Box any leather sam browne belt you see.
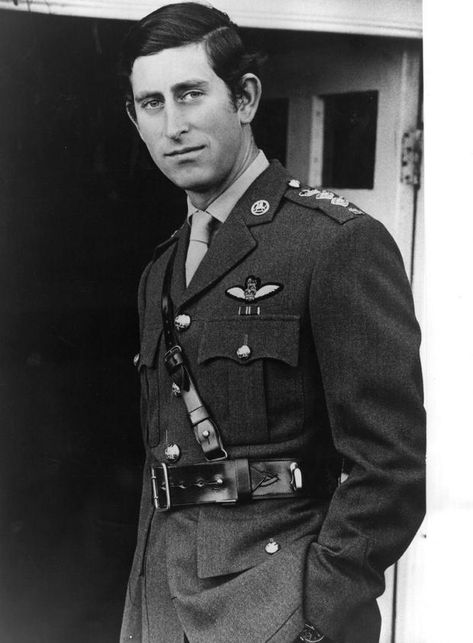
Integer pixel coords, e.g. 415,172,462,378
151,458,312,511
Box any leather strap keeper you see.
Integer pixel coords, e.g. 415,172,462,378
150,458,321,511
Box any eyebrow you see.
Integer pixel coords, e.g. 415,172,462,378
134,79,210,103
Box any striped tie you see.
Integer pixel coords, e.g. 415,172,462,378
185,210,215,286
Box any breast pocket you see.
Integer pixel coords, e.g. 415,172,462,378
137,323,162,447
197,315,303,445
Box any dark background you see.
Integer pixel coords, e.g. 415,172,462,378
0,10,287,642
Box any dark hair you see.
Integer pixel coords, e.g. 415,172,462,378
119,2,264,106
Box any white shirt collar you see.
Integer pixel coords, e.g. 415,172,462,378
186,150,269,224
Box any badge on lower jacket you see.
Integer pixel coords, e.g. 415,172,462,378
225,276,283,303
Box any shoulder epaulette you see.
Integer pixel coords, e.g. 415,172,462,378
284,179,366,225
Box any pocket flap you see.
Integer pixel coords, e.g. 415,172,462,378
198,316,300,367
197,503,276,578
197,498,320,579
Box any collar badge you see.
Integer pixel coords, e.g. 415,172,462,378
288,179,301,188
251,200,270,216
226,276,283,302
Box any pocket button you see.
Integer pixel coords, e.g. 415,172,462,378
174,314,191,331
236,344,252,360
264,538,280,554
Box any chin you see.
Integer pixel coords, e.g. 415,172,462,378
167,167,222,194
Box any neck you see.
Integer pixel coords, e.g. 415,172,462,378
187,135,259,211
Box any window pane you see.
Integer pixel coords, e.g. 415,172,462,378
253,98,289,165
322,91,378,189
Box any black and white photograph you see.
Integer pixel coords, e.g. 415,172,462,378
0,1,470,642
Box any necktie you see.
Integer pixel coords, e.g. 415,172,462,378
185,210,215,286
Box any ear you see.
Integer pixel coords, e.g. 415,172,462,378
126,99,143,138
236,73,262,125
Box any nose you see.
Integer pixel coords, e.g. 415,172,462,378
163,104,188,140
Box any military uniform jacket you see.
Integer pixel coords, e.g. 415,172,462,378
121,160,425,643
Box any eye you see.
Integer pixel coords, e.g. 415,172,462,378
181,90,204,102
142,98,163,111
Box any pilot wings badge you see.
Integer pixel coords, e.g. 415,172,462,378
225,276,283,302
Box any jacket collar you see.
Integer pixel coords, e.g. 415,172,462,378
233,159,290,228
186,150,270,225
174,159,290,310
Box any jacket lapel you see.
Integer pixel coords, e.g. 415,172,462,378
176,160,291,310
143,224,187,341
178,215,256,309
171,222,190,305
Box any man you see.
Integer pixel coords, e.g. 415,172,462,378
119,3,425,642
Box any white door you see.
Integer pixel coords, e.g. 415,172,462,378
262,32,423,642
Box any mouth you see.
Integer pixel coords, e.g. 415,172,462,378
165,145,205,158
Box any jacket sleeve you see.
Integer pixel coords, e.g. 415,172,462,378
305,215,425,641
127,261,155,593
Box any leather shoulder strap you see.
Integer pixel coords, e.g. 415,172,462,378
160,247,227,462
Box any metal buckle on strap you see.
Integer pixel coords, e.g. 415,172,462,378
163,345,184,374
151,463,171,511
163,345,189,391
195,419,228,461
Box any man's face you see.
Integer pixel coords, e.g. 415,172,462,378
130,42,248,196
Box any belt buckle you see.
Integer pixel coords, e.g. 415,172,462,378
151,463,171,511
